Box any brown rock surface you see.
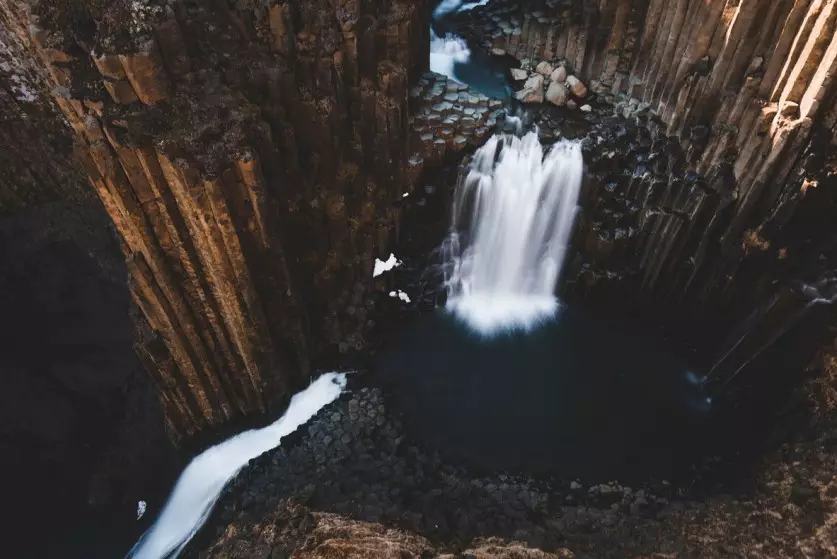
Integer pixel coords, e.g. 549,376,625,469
0,0,435,435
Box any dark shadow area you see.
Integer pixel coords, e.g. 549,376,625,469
0,215,178,558
377,305,712,484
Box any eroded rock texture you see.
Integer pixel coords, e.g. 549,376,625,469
451,0,837,312
3,0,837,436
0,0,436,437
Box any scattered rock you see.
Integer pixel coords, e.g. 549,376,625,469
535,61,554,76
566,75,587,98
580,104,592,112
510,68,528,81
545,82,568,107
514,74,544,104
566,99,577,110
550,66,567,83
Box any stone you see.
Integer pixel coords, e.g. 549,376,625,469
567,99,577,110
510,68,528,81
580,104,592,112
566,75,587,98
550,66,567,83
535,61,554,76
514,74,544,104
546,82,568,107
781,101,800,118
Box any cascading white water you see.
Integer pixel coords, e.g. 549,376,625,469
443,132,583,335
127,372,347,559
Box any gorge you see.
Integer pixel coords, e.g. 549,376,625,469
2,0,837,557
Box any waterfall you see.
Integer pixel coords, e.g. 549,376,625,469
127,372,347,559
443,132,583,335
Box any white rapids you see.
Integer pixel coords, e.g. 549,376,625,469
127,372,347,559
443,132,583,335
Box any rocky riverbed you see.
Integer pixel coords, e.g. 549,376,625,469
186,62,837,557
189,371,837,558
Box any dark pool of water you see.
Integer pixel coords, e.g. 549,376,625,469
377,304,714,483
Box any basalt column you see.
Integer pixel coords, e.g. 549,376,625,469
0,0,432,437
454,0,837,315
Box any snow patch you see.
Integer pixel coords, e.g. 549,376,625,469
136,500,147,520
388,290,412,303
373,253,401,278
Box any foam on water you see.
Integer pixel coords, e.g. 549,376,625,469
433,0,490,19
443,132,583,335
127,372,347,559
429,31,470,79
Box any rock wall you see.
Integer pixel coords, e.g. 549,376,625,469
456,0,837,312
0,0,434,437
5,0,837,435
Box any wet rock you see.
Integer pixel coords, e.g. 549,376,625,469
546,82,568,107
566,75,587,98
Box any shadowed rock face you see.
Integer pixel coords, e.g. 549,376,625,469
0,217,176,557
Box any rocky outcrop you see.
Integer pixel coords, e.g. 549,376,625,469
192,375,837,558
0,0,436,436
3,0,837,436
448,0,837,313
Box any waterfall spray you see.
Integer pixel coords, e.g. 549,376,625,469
443,132,583,335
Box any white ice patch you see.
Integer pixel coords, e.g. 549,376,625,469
136,500,147,520
127,372,347,559
373,253,401,278
388,290,412,303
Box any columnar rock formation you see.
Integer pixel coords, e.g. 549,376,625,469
453,0,837,311
3,0,837,437
1,0,433,437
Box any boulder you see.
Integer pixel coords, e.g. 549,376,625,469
514,74,544,104
550,66,567,83
566,75,587,98
545,81,568,107
510,68,528,81
535,61,554,76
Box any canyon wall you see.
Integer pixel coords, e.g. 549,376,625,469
466,0,837,314
0,0,434,437
3,0,836,436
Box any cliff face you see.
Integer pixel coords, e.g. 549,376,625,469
3,0,836,437
456,0,837,313
1,0,434,437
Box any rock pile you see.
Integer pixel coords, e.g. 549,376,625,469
508,58,589,110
